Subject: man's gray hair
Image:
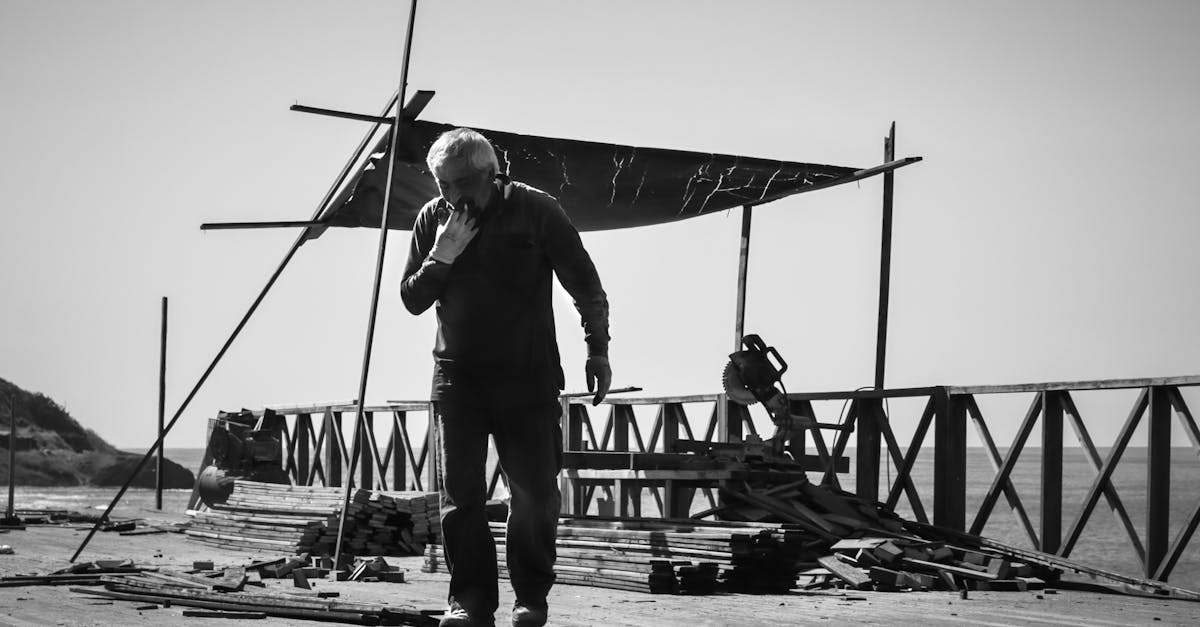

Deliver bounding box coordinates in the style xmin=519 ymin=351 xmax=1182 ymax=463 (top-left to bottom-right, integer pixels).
xmin=426 ymin=128 xmax=500 ymax=175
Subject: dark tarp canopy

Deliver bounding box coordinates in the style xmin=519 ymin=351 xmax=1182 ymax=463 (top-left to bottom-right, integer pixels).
xmin=309 ymin=119 xmax=861 ymax=238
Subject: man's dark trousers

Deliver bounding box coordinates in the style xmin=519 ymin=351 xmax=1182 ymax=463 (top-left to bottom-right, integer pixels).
xmin=435 ymin=397 xmax=563 ymax=616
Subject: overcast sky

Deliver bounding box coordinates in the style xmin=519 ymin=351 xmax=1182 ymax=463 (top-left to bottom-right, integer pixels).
xmin=3 ymin=0 xmax=1199 ymax=452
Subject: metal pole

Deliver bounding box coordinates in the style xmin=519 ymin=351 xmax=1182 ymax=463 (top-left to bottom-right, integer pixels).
xmin=6 ymin=392 xmax=14 ymax=519
xmin=873 ymin=122 xmax=896 ymax=389
xmin=734 ymin=205 xmax=752 ymax=350
xmin=156 ymin=296 xmax=167 ymax=510
xmin=70 ymin=91 xmax=404 ymax=565
xmin=333 ymin=0 xmax=421 ymax=570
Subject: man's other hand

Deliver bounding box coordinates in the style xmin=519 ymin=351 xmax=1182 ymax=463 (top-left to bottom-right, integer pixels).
xmin=429 ymin=208 xmax=478 ymax=265
xmin=585 ymin=356 xmax=611 ymax=406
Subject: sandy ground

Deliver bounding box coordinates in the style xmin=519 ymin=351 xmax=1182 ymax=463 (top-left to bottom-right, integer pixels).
xmin=2 ymin=506 xmax=1200 ymax=626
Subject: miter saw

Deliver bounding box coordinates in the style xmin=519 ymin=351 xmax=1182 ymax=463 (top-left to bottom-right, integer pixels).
xmin=723 ymin=334 xmax=848 ymax=456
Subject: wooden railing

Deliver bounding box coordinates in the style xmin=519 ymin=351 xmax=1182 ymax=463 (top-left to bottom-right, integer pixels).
xmin=221 ymin=375 xmax=1200 ymax=582
xmin=261 ymin=401 xmax=437 ymax=493
xmin=792 ymin=376 xmax=1200 ymax=583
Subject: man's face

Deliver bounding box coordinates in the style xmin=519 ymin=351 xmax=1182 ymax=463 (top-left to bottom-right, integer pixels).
xmin=432 ymin=158 xmax=494 ymax=212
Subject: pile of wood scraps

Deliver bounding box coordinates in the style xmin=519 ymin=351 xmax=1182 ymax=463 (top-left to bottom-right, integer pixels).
xmin=184 ymin=480 xmax=439 ymax=558
xmin=0 ymin=559 xmax=151 ymax=588
xmin=68 ymin=566 xmax=439 ymax=625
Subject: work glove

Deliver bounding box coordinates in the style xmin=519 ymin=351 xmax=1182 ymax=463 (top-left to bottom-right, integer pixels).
xmin=429 ymin=207 xmax=478 ymax=265
xmin=585 ymin=355 xmax=612 ymax=407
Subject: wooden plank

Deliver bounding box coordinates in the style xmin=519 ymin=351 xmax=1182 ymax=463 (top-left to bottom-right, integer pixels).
xmin=816 ymin=555 xmax=871 ymax=589
xmin=947 ymin=375 xmax=1200 ymax=395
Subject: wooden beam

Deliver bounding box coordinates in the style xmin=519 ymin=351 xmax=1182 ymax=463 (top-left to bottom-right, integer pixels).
xmin=874 ymin=122 xmax=896 ymax=390
xmin=933 ymin=390 xmax=968 ymax=531
xmin=948 ymin=375 xmax=1200 ymax=395
xmin=288 ymin=89 xmax=435 ymax=125
xmin=745 ymin=156 xmax=922 ymax=208
xmin=1041 ymin=391 xmax=1064 ymax=554
xmin=200 ymin=220 xmax=326 ymax=231
xmin=734 ymin=206 xmax=752 ymax=351
xmin=1146 ymin=386 xmax=1172 ymax=578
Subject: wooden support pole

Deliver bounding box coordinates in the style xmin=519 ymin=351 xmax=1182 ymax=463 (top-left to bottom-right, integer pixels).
xmin=1147 ymin=386 xmax=1172 ymax=579
xmin=933 ymin=390 xmax=967 ymax=530
xmin=332 ymin=0 xmax=422 ymax=570
xmin=856 ymin=398 xmax=882 ymax=503
xmin=1041 ymin=391 xmax=1064 ymax=554
xmin=874 ymin=123 xmax=896 ymax=390
xmin=156 ymin=297 xmax=167 ymax=510
xmin=734 ymin=205 xmax=752 ymax=350
xmin=6 ymin=392 xmax=14 ymax=519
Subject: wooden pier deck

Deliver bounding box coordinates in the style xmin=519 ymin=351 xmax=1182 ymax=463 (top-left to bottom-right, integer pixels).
xmin=2 ymin=507 xmax=1197 ymax=626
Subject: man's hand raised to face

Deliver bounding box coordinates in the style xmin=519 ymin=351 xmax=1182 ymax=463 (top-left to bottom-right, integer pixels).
xmin=429 ymin=207 xmax=479 ymax=265
xmin=586 ymin=355 xmax=612 ymax=407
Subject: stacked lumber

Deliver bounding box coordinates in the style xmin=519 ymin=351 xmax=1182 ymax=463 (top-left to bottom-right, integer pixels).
xmin=486 ymin=519 xmax=805 ymax=594
xmin=425 ymin=477 xmax=1065 ymax=596
xmin=185 ymin=480 xmax=439 ymax=558
xmin=68 ymin=564 xmax=440 ymax=625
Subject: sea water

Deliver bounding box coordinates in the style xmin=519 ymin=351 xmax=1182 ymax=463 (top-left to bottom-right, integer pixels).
xmin=6 ymin=447 xmax=1197 ymax=589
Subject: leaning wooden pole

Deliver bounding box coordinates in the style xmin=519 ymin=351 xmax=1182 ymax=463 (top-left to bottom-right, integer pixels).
xmin=333 ymin=0 xmax=421 ymax=570
xmin=156 ymin=296 xmax=168 ymax=510
xmin=5 ymin=392 xmax=14 ymax=519
xmin=873 ymin=122 xmax=896 ymax=389
xmin=733 ymin=206 xmax=752 ymax=350
xmin=69 ymin=93 xmax=404 ymax=565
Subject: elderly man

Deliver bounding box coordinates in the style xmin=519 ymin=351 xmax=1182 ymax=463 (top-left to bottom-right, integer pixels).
xmin=401 ymin=128 xmax=612 ymax=627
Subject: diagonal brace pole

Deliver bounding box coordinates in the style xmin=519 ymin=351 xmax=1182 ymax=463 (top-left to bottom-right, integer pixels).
xmin=332 ymin=0 xmax=422 ymax=569
xmin=69 ymin=85 xmax=406 ymax=566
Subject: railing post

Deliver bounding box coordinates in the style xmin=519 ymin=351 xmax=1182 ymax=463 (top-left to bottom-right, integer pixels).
xmin=934 ymin=389 xmax=967 ymax=530
xmin=564 ymin=403 xmax=587 ymax=515
xmin=856 ymin=398 xmax=882 ymax=503
xmin=393 ymin=411 xmax=407 ymax=491
xmin=296 ymin=413 xmax=311 ymax=485
xmin=325 ymin=410 xmax=342 ymax=488
xmin=721 ymin=397 xmax=746 ymax=443
xmin=426 ymin=402 xmax=439 ymax=493
xmin=1147 ymin=385 xmax=1172 ymax=579
xmin=360 ymin=411 xmax=374 ymax=490
xmin=1042 ymin=391 xmax=1065 ymax=554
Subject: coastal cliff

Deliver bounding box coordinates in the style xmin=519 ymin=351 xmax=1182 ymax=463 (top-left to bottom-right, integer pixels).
xmin=0 ymin=377 xmax=194 ymax=488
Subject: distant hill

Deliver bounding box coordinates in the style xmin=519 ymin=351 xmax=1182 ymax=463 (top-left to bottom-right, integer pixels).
xmin=0 ymin=377 xmax=194 ymax=488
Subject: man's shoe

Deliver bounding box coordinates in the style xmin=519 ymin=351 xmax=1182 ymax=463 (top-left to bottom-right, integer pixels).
xmin=511 ymin=603 xmax=548 ymax=627
xmin=439 ymin=603 xmax=495 ymax=627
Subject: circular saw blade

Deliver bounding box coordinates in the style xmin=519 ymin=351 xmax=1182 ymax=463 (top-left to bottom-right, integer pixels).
xmin=722 ymin=360 xmax=759 ymax=405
